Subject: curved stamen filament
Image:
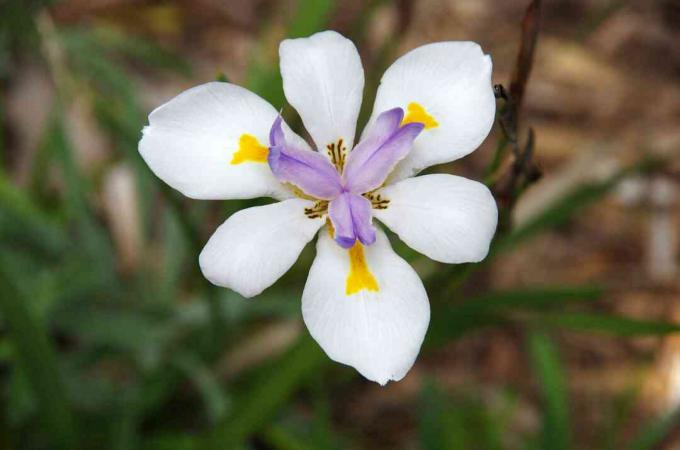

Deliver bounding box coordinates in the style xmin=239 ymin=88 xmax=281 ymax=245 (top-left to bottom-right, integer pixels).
xmin=304 ymin=200 xmax=329 ymax=219
xmin=326 ymin=139 xmax=347 ymax=173
xmin=363 ymin=191 xmax=390 ymax=210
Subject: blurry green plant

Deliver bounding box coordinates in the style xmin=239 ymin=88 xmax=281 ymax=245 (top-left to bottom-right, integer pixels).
xmin=0 ymin=0 xmax=678 ymax=449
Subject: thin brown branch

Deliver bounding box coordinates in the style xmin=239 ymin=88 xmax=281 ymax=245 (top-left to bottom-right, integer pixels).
xmin=491 ymin=0 xmax=543 ymax=232
xmin=509 ymin=0 xmax=542 ymax=114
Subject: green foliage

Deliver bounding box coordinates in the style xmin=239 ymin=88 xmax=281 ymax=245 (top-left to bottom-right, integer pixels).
xmin=419 ymin=381 xmax=513 ymax=450
xmin=625 ymin=407 xmax=680 ymax=450
xmin=247 ymin=0 xmax=335 ymax=108
xmin=203 ymin=336 xmax=326 ymax=448
xmin=0 ymin=264 xmax=77 ymax=450
xmin=528 ymin=331 xmax=570 ymax=450
xmin=0 ymin=2 xmax=677 ymax=450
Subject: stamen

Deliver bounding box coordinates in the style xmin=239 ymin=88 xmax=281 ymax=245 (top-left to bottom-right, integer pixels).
xmin=346 ymin=241 xmax=379 ymax=295
xmin=304 ymin=200 xmax=329 ymax=219
xmin=326 ymin=138 xmax=347 ymax=172
xmin=364 ymin=191 xmax=390 ymax=210
xmin=288 ymin=185 xmax=317 ymax=201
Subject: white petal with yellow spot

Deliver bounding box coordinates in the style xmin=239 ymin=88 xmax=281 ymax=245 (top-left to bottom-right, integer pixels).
xmin=302 ymin=229 xmax=430 ymax=385
xmin=140 ymin=82 xmax=308 ymax=200
xmin=367 ymin=41 xmax=496 ymax=182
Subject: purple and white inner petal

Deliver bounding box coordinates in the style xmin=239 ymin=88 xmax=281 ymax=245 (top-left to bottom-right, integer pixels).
xmin=328 ymin=192 xmax=376 ymax=248
xmin=268 ymin=117 xmax=343 ymax=200
xmin=343 ymin=108 xmax=424 ymax=194
xmin=267 ymin=106 xmax=424 ymax=249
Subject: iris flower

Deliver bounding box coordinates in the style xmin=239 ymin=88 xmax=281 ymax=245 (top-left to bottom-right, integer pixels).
xmin=139 ymin=31 xmax=498 ymax=385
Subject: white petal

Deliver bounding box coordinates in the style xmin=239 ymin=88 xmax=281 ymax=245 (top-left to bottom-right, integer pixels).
xmin=140 ymin=82 xmax=309 ymax=200
xmin=279 ymin=31 xmax=364 ymax=155
xmin=367 ymin=42 xmax=496 ymax=181
xmin=302 ymin=228 xmax=429 ymax=385
xmin=374 ymin=174 xmax=498 ymax=264
xmin=199 ymin=199 xmax=324 ymax=297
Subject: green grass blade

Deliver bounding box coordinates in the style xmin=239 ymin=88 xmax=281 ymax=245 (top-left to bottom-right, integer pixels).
xmin=263 ymin=424 xmax=316 ymax=450
xmin=531 ymin=313 xmax=680 ymax=336
xmin=419 ymin=381 xmax=467 ymax=450
xmin=287 ymin=0 xmax=334 ymax=38
xmin=0 ymin=170 xmax=66 ymax=256
xmin=495 ymin=158 xmax=660 ymax=255
xmin=528 ymin=331 xmax=570 ymax=450
xmin=625 ymin=407 xmax=680 ymax=450
xmin=202 ymin=334 xmax=327 ymax=448
xmin=247 ymin=0 xmax=334 ymax=106
xmin=426 ymin=285 xmax=601 ymax=347
xmin=458 ymin=285 xmax=602 ymax=312
xmin=0 ymin=264 xmax=78 ymax=450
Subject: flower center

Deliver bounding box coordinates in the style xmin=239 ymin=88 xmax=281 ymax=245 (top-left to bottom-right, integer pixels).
xmin=267 ymin=107 xmax=425 ymax=250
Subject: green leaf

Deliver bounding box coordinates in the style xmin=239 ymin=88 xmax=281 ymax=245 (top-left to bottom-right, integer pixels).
xmin=528 ymin=331 xmax=570 ymax=450
xmin=88 ymin=25 xmax=191 ymax=75
xmin=0 ymin=264 xmax=78 ymax=450
xmin=495 ymin=159 xmax=660 ymax=255
xmin=247 ymin=0 xmax=334 ymax=106
xmin=0 ymin=170 xmax=66 ymax=256
xmin=531 ymin=313 xmax=680 ymax=336
xmin=287 ymin=0 xmax=334 ymax=38
xmin=425 ymin=307 xmax=505 ymax=348
xmin=419 ymin=381 xmax=466 ymax=450
xmin=426 ymin=285 xmax=601 ymax=347
xmin=202 ymin=335 xmax=327 ymax=448
xmin=215 ymin=72 xmax=229 ymax=83
xmin=143 ymin=433 xmax=201 ymax=450
xmin=625 ymin=407 xmax=680 ymax=450
xmin=173 ymin=353 xmax=230 ymax=424
xmin=456 ymin=285 xmax=602 ymax=312
xmin=263 ymin=424 xmax=316 ymax=450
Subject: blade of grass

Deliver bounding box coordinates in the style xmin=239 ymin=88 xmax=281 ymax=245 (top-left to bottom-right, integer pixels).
xmin=494 ymin=158 xmax=660 ymax=255
xmin=419 ymin=381 xmax=467 ymax=450
xmin=426 ymin=285 xmax=601 ymax=347
xmin=247 ymin=0 xmax=334 ymax=107
xmin=0 ymin=170 xmax=66 ymax=256
xmin=263 ymin=424 xmax=316 ymax=450
xmin=201 ymin=335 xmax=326 ymax=449
xmin=0 ymin=264 xmax=78 ymax=450
xmin=287 ymin=0 xmax=334 ymax=38
xmin=528 ymin=331 xmax=570 ymax=450
xmin=430 ymin=157 xmax=663 ymax=299
xmin=625 ymin=407 xmax=680 ymax=450
xmin=530 ymin=312 xmax=680 ymax=336
xmin=457 ymin=285 xmax=602 ymax=312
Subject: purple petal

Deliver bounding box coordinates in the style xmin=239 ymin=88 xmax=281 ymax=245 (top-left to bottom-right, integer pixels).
xmin=268 ymin=117 xmax=343 ymax=199
xmin=343 ymin=108 xmax=424 ymax=194
xmin=328 ymin=192 xmax=376 ymax=248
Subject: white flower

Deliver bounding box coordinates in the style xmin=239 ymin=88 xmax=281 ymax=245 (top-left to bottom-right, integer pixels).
xmin=139 ymin=31 xmax=498 ymax=385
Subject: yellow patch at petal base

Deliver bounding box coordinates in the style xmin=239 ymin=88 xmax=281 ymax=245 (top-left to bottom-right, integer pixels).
xmin=401 ymin=102 xmax=438 ymax=129
xmin=230 ymin=134 xmax=268 ymax=164
xmin=346 ymin=242 xmax=379 ymax=295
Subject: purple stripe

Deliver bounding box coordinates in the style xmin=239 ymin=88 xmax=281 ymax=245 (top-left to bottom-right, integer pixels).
xmin=343 ymin=108 xmax=424 ymax=194
xmin=328 ymin=192 xmax=376 ymax=248
xmin=268 ymin=117 xmax=343 ymax=200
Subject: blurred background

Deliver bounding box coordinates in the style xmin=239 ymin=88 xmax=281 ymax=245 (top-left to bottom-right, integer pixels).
xmin=1 ymin=0 xmax=680 ymax=449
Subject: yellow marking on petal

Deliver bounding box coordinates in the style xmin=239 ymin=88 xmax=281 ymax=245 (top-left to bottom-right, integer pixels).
xmin=230 ymin=134 xmax=269 ymax=165
xmin=326 ymin=218 xmax=335 ymax=238
xmin=401 ymin=102 xmax=438 ymax=129
xmin=346 ymin=242 xmax=379 ymax=296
